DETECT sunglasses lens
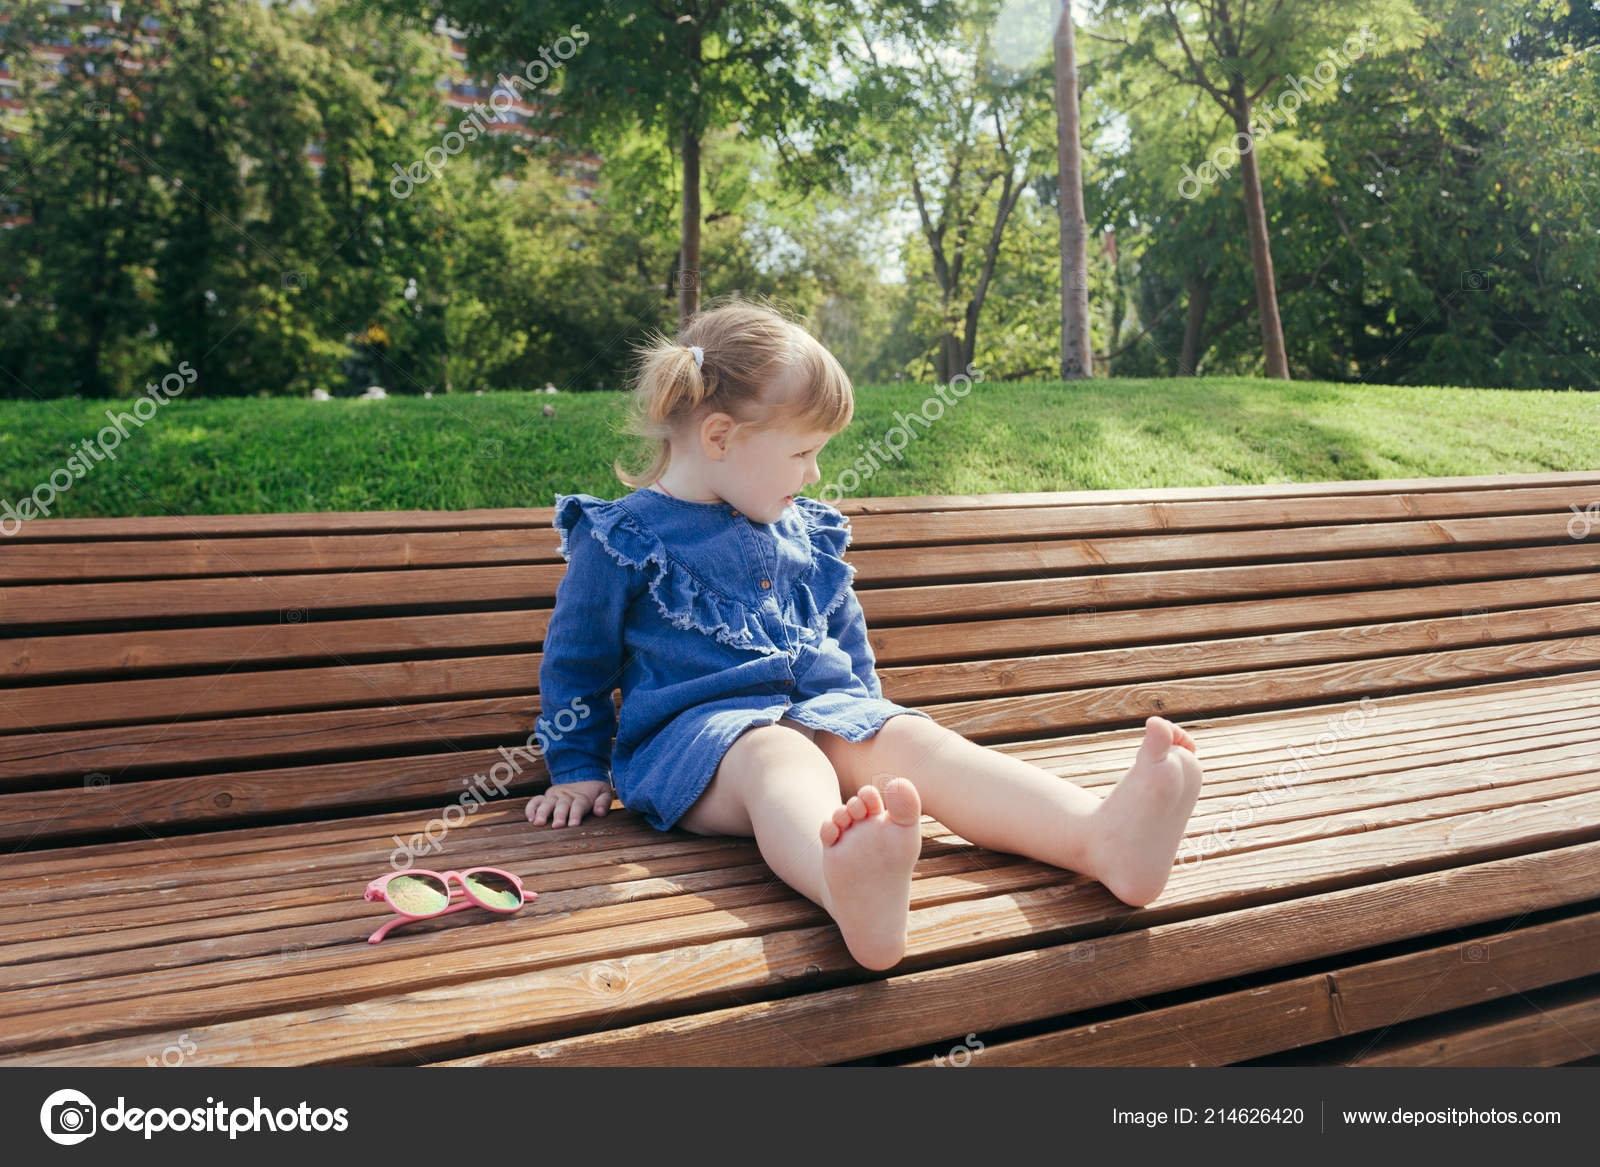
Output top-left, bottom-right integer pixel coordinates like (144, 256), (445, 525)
(387, 873), (449, 915)
(464, 870), (522, 910)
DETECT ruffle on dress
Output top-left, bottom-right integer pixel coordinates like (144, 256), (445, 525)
(553, 493), (786, 657)
(789, 495), (859, 637)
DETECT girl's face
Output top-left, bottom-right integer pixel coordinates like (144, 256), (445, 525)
(719, 418), (833, 523)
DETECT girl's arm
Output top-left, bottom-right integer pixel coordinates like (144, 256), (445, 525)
(827, 585), (885, 700)
(537, 508), (633, 786)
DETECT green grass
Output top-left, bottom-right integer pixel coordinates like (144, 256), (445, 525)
(2, 377), (1596, 518)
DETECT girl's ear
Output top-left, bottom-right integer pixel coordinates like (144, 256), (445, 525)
(699, 412), (737, 458)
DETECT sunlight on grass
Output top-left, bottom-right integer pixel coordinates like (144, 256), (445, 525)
(1, 377), (1595, 518)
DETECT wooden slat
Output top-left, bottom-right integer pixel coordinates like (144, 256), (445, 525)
(4, 483), (1595, 577)
(0, 529), (552, 584)
(0, 610), (541, 682)
(1342, 980), (1600, 1066)
(896, 909), (1600, 1065)
(7, 470), (1597, 541)
(0, 694), (539, 785)
(845, 512), (1588, 588)
(914, 640), (1600, 743)
(884, 602), (1600, 705)
(0, 564), (557, 628)
(864, 544), (1599, 623)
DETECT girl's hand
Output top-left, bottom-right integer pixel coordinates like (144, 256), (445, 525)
(526, 780), (615, 828)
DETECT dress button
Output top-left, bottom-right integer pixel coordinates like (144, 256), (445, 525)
(760, 579), (771, 589)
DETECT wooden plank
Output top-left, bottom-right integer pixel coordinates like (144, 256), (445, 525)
(853, 485), (1600, 549)
(846, 513), (1588, 589)
(2, 786), (1597, 1064)
(0, 565), (558, 629)
(1330, 979), (1600, 1067)
(0, 652), (547, 734)
(1011, 674), (1600, 769)
(5, 484), (1595, 576)
(914, 637), (1600, 743)
(0, 610), (542, 683)
(0, 694), (539, 787)
(895, 909), (1600, 1065)
(874, 575), (1600, 668)
(0, 530), (554, 584)
(7, 470), (1597, 541)
(884, 602), (1600, 706)
(863, 544), (1599, 624)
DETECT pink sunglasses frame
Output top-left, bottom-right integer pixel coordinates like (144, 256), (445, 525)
(363, 867), (536, 944)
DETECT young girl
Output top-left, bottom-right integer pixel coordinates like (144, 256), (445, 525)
(526, 297), (1205, 971)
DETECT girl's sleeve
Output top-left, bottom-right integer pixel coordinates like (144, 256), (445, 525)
(537, 500), (634, 786)
(827, 584), (885, 700)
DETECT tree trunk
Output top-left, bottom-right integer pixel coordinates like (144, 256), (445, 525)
(678, 120), (701, 327)
(936, 330), (961, 384)
(1053, 1), (1091, 380)
(1228, 77), (1289, 379)
(1180, 272), (1210, 375)
(1106, 255), (1125, 376)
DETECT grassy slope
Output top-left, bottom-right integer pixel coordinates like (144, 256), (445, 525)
(1, 377), (1596, 518)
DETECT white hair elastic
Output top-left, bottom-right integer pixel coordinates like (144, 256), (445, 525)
(687, 344), (704, 369)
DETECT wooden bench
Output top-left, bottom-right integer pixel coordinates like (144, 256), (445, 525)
(2, 469), (1599, 1067)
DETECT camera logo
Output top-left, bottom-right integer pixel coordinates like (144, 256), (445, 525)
(40, 1088), (97, 1145)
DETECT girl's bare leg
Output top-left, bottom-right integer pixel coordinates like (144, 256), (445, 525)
(677, 717), (923, 970)
(816, 713), (1204, 907)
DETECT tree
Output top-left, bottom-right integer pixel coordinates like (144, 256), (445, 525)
(1098, 0), (1423, 379)
(846, 0), (1056, 382)
(432, 0), (904, 330)
(1053, 0), (1091, 379)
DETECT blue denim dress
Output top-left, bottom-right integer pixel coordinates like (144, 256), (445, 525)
(536, 487), (934, 831)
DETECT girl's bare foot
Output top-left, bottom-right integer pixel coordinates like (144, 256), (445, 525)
(1085, 716), (1205, 907)
(817, 777), (923, 970)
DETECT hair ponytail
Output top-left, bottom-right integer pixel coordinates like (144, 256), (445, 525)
(612, 295), (853, 490)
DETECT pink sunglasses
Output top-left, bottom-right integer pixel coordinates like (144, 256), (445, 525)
(363, 867), (536, 944)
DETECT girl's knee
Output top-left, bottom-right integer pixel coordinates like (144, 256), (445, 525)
(682, 721), (834, 834)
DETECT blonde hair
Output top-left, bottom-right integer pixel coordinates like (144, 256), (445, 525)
(612, 295), (854, 489)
